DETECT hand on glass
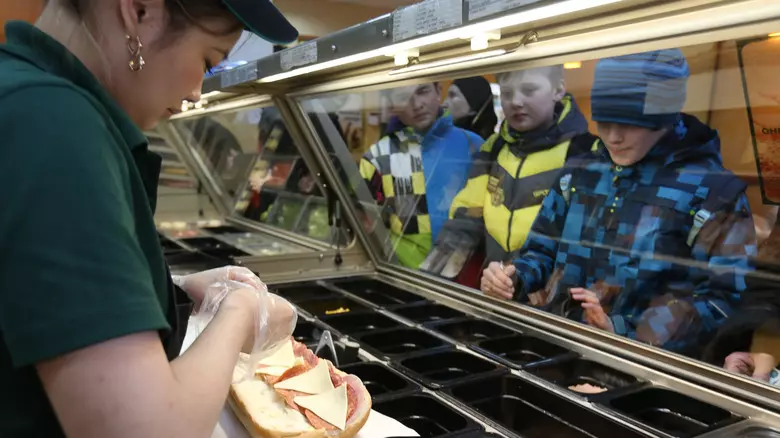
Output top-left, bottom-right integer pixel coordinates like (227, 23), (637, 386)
(173, 266), (262, 310)
(481, 262), (515, 300)
(724, 352), (755, 377)
(570, 288), (614, 333)
(724, 352), (775, 382)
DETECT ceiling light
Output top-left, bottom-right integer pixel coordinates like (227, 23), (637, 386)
(201, 91), (224, 100)
(564, 61), (582, 69)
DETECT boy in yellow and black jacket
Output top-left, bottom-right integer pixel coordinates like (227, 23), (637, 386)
(421, 66), (596, 282)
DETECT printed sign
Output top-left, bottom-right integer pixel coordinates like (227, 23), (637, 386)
(468, 0), (542, 21)
(220, 63), (258, 88)
(280, 42), (318, 71)
(739, 38), (780, 204)
(392, 0), (463, 43)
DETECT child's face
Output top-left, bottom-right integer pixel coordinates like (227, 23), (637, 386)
(597, 122), (668, 166)
(499, 70), (564, 132)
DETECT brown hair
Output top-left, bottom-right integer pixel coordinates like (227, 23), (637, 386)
(62, 0), (243, 38)
(496, 65), (564, 86)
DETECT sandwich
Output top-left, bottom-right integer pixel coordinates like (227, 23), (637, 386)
(229, 338), (372, 438)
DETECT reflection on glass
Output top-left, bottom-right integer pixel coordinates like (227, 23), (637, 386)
(444, 76), (498, 141)
(298, 36), (780, 384)
(359, 83), (484, 268)
(429, 66), (590, 288)
(171, 105), (346, 245)
(476, 50), (757, 360)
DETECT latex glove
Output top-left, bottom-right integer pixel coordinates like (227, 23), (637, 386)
(571, 288), (615, 333)
(194, 279), (297, 383)
(172, 266), (261, 309)
(481, 262), (515, 300)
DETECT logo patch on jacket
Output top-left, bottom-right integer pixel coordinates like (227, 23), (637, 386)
(533, 189), (549, 199)
(487, 175), (505, 206)
(560, 173), (572, 203)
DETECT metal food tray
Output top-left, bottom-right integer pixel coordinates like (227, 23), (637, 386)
(274, 277), (754, 438)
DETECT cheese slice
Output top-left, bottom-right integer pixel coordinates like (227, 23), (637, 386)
(274, 360), (334, 394)
(259, 340), (296, 368)
(257, 366), (291, 377)
(232, 378), (313, 433)
(294, 384), (348, 431)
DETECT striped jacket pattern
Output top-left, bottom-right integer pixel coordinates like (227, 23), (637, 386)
(360, 114), (482, 268)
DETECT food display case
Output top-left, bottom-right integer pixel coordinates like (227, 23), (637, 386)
(157, 0), (780, 437)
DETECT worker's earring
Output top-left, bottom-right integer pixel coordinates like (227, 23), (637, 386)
(127, 35), (145, 71)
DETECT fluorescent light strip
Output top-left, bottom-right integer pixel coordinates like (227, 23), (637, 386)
(201, 91), (225, 100)
(388, 49), (508, 75)
(259, 0), (625, 83)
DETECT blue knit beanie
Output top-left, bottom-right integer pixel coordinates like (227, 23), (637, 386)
(591, 49), (690, 130)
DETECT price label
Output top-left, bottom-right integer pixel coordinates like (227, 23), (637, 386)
(392, 0), (463, 43)
(220, 63), (258, 88)
(468, 0), (542, 21)
(280, 42), (318, 71)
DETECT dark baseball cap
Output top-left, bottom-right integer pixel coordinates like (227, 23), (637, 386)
(223, 0), (299, 44)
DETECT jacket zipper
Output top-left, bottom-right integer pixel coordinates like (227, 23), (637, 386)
(506, 156), (525, 252)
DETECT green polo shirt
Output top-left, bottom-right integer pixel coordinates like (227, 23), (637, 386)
(0, 22), (171, 437)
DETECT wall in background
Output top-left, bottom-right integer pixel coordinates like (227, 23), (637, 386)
(0, 0), (44, 42)
(1, 0), (389, 44)
(274, 0), (393, 37)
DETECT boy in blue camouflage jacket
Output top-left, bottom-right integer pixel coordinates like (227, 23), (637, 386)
(481, 49), (758, 356)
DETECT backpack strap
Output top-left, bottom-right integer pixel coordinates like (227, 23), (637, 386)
(687, 176), (748, 246)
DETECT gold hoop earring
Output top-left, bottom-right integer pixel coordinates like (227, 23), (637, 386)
(126, 35), (145, 72)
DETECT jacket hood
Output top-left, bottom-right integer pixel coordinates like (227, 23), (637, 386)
(500, 94), (590, 154)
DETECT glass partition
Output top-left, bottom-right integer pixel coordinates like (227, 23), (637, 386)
(298, 33), (780, 388)
(170, 104), (350, 247)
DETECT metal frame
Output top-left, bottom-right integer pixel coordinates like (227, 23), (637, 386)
(238, 247), (373, 284)
(159, 95), (368, 256)
(283, 97), (390, 267)
(354, 272), (780, 430)
(156, 123), (232, 219)
(186, 0), (780, 418)
(273, 0), (780, 414)
(284, 0), (780, 97)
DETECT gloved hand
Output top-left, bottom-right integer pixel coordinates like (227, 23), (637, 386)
(172, 266), (261, 310)
(193, 278), (298, 383)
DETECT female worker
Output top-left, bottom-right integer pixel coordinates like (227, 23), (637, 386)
(0, 0), (298, 436)
(445, 76), (499, 140)
(481, 49), (757, 356)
